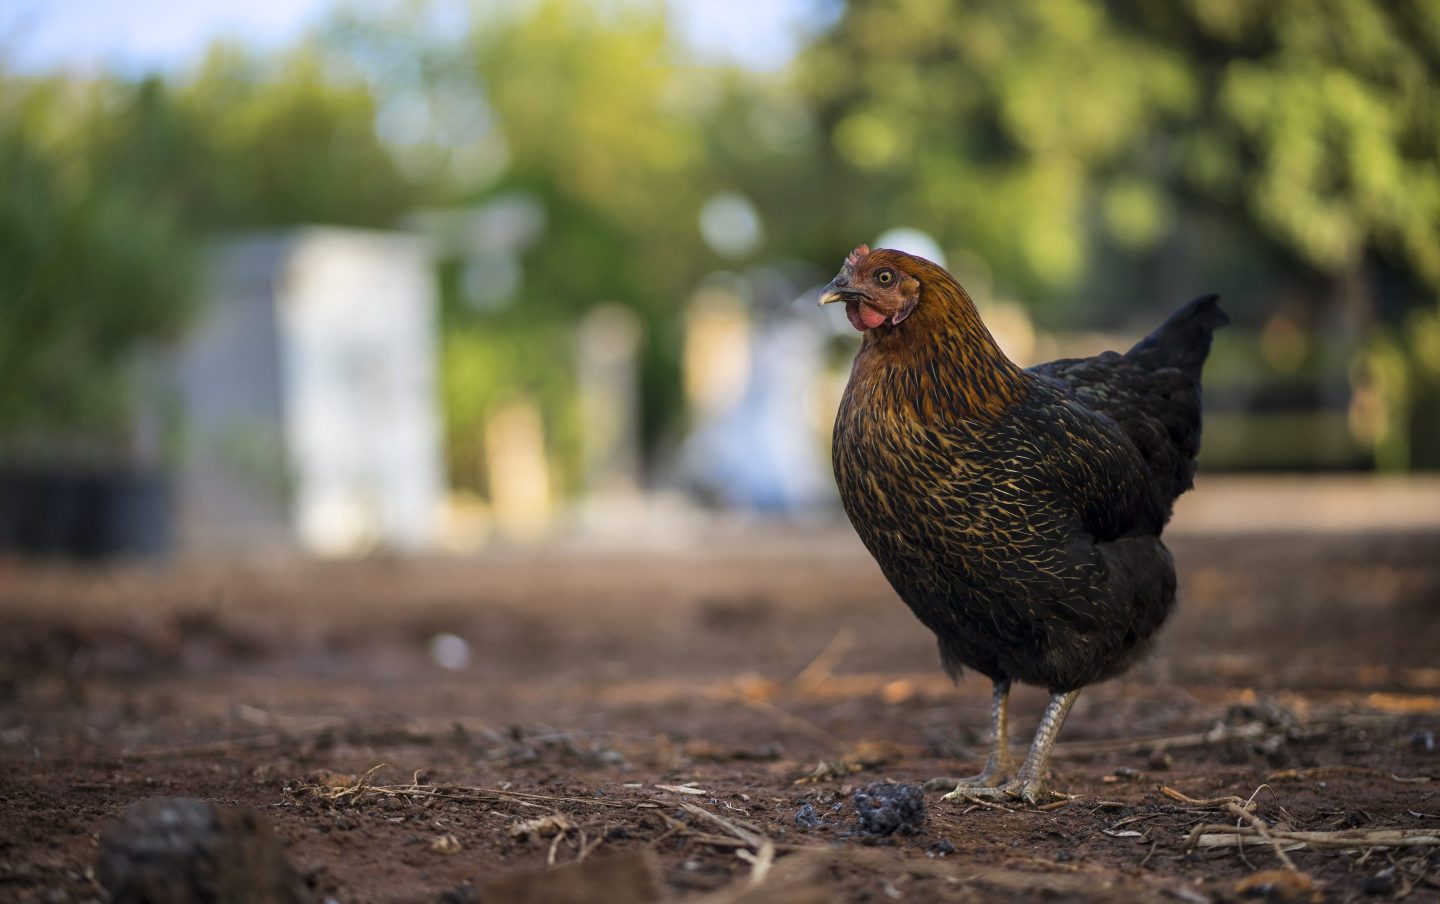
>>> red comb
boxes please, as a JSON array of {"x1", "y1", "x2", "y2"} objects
[{"x1": 844, "y1": 244, "x2": 871, "y2": 270}]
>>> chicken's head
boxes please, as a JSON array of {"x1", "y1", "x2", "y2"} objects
[{"x1": 818, "y1": 245, "x2": 922, "y2": 332}]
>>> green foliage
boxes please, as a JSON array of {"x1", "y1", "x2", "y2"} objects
[
  {"x1": 98, "y1": 46, "x2": 421, "y2": 231},
  {"x1": 441, "y1": 321, "x2": 582, "y2": 495},
  {"x1": 1361, "y1": 308, "x2": 1440, "y2": 471},
  {"x1": 330, "y1": 0, "x2": 722, "y2": 464},
  {"x1": 794, "y1": 0, "x2": 1440, "y2": 465},
  {"x1": 798, "y1": 0, "x2": 1439, "y2": 301},
  {"x1": 1195, "y1": 2, "x2": 1440, "y2": 285},
  {"x1": 462, "y1": 0, "x2": 719, "y2": 329},
  {"x1": 0, "y1": 96, "x2": 196, "y2": 454},
  {"x1": 798, "y1": 1, "x2": 1197, "y2": 300}
]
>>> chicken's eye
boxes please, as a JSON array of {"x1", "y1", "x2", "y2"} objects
[{"x1": 875, "y1": 269, "x2": 895, "y2": 286}]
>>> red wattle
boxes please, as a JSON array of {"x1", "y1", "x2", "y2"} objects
[{"x1": 846, "y1": 300, "x2": 889, "y2": 331}]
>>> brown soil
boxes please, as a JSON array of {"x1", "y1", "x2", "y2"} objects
[{"x1": 2, "y1": 528, "x2": 1439, "y2": 902}]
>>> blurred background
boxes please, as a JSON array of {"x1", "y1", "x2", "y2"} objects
[{"x1": 3, "y1": 0, "x2": 1439, "y2": 561}]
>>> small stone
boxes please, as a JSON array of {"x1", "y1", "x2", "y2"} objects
[
  {"x1": 794, "y1": 803, "x2": 819, "y2": 828},
  {"x1": 1411, "y1": 730, "x2": 1435, "y2": 754}
]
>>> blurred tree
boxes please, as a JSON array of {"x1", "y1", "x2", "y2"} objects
[
  {"x1": 793, "y1": 0, "x2": 1440, "y2": 467},
  {"x1": 327, "y1": 0, "x2": 722, "y2": 490},
  {"x1": 797, "y1": 1, "x2": 1196, "y2": 304},
  {"x1": 464, "y1": 0, "x2": 718, "y2": 475},
  {"x1": 0, "y1": 81, "x2": 196, "y2": 457},
  {"x1": 97, "y1": 45, "x2": 421, "y2": 231}
]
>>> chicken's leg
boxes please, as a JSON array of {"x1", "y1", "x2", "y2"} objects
[
  {"x1": 944, "y1": 689, "x2": 1079, "y2": 806},
  {"x1": 924, "y1": 679, "x2": 1013, "y2": 792}
]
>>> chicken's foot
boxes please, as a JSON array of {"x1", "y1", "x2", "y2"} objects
[
  {"x1": 943, "y1": 689, "x2": 1079, "y2": 806},
  {"x1": 925, "y1": 679, "x2": 1013, "y2": 792}
]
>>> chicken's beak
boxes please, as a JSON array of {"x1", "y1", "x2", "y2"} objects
[{"x1": 819, "y1": 280, "x2": 864, "y2": 307}]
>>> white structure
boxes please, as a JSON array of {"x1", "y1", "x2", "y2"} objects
[
  {"x1": 680, "y1": 280, "x2": 836, "y2": 513},
  {"x1": 175, "y1": 228, "x2": 444, "y2": 556}
]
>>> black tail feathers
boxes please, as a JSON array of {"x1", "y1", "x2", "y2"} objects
[{"x1": 1125, "y1": 294, "x2": 1228, "y2": 378}]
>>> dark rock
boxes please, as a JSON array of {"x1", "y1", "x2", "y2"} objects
[
  {"x1": 97, "y1": 797, "x2": 306, "y2": 904},
  {"x1": 852, "y1": 782, "x2": 925, "y2": 836},
  {"x1": 929, "y1": 838, "x2": 956, "y2": 855},
  {"x1": 1412, "y1": 730, "x2": 1435, "y2": 754}
]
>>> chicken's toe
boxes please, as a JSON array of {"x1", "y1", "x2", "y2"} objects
[
  {"x1": 941, "y1": 777, "x2": 1052, "y2": 807},
  {"x1": 924, "y1": 766, "x2": 1010, "y2": 793}
]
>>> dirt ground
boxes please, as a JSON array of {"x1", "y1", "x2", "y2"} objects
[{"x1": 2, "y1": 525, "x2": 1439, "y2": 902}]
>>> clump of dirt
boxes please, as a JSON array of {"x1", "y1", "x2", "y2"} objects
[
  {"x1": 793, "y1": 802, "x2": 820, "y2": 828},
  {"x1": 852, "y1": 781, "x2": 926, "y2": 835},
  {"x1": 97, "y1": 797, "x2": 306, "y2": 904}
]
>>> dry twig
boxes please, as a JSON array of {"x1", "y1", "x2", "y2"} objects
[
  {"x1": 1189, "y1": 826, "x2": 1440, "y2": 852},
  {"x1": 289, "y1": 765, "x2": 632, "y2": 810},
  {"x1": 1223, "y1": 801, "x2": 1300, "y2": 873},
  {"x1": 790, "y1": 628, "x2": 857, "y2": 690},
  {"x1": 728, "y1": 693, "x2": 840, "y2": 746},
  {"x1": 735, "y1": 840, "x2": 776, "y2": 886},
  {"x1": 1268, "y1": 765, "x2": 1433, "y2": 784},
  {"x1": 1159, "y1": 785, "x2": 1258, "y2": 812},
  {"x1": 679, "y1": 801, "x2": 766, "y2": 848}
]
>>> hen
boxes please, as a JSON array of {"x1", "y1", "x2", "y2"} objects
[{"x1": 823, "y1": 245, "x2": 1227, "y2": 804}]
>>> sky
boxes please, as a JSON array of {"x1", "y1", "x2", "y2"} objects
[{"x1": 0, "y1": 0, "x2": 824, "y2": 75}]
